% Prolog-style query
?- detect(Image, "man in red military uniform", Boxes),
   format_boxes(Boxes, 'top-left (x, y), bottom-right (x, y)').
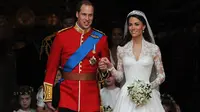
top-left (43, 1), bottom-right (109, 112)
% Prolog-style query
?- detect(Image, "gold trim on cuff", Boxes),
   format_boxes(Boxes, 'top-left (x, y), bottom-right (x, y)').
top-left (43, 82), bottom-right (53, 102)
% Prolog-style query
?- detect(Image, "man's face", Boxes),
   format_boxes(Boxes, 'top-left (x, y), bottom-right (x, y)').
top-left (19, 95), bottom-right (31, 109)
top-left (76, 4), bottom-right (94, 30)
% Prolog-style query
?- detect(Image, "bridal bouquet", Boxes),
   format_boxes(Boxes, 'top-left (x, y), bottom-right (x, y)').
top-left (127, 80), bottom-right (152, 106)
top-left (103, 105), bottom-right (113, 112)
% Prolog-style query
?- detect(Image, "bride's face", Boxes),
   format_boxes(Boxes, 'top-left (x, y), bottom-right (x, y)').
top-left (128, 17), bottom-right (145, 38)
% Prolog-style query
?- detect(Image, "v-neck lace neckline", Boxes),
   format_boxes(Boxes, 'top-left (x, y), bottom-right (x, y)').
top-left (131, 39), bottom-right (143, 62)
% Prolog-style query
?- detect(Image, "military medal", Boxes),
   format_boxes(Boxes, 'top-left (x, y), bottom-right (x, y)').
top-left (92, 44), bottom-right (96, 54)
top-left (89, 56), bottom-right (97, 65)
top-left (89, 45), bottom-right (97, 65)
top-left (92, 49), bottom-right (96, 54)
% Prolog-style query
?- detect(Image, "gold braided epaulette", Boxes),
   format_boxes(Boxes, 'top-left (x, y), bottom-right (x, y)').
top-left (57, 26), bottom-right (73, 33)
top-left (45, 33), bottom-right (56, 41)
top-left (43, 82), bottom-right (53, 102)
top-left (93, 28), bottom-right (106, 36)
top-left (39, 33), bottom-right (56, 59)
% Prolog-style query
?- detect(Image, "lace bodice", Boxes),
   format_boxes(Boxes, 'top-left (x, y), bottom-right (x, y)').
top-left (111, 39), bottom-right (165, 89)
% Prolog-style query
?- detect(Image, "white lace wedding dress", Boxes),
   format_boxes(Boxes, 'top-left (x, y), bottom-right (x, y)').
top-left (111, 39), bottom-right (165, 112)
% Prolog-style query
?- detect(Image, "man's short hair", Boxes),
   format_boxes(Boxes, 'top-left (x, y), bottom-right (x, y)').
top-left (76, 0), bottom-right (94, 12)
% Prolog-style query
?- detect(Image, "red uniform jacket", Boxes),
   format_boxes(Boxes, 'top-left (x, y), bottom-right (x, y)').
top-left (43, 24), bottom-right (109, 111)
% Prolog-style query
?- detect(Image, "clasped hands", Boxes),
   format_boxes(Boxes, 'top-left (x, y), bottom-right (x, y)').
top-left (98, 57), bottom-right (113, 72)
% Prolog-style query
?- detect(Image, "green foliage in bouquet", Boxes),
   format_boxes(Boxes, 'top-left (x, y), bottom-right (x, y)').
top-left (103, 105), bottom-right (113, 112)
top-left (127, 80), bottom-right (152, 106)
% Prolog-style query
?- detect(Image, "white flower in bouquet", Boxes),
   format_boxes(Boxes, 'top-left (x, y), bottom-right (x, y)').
top-left (127, 80), bottom-right (152, 106)
top-left (103, 105), bottom-right (113, 112)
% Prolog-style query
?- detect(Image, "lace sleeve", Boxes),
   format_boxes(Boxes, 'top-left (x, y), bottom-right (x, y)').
top-left (110, 46), bottom-right (124, 82)
top-left (151, 46), bottom-right (165, 89)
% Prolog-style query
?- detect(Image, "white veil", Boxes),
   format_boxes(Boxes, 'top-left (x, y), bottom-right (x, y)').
top-left (123, 10), bottom-right (159, 90)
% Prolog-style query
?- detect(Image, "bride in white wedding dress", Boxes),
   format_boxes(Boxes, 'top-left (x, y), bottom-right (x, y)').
top-left (98, 10), bottom-right (165, 112)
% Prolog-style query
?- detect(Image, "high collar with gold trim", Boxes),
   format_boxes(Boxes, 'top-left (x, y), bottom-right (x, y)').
top-left (74, 22), bottom-right (91, 34)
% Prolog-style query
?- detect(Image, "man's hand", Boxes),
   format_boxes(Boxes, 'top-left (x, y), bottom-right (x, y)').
top-left (46, 102), bottom-right (56, 112)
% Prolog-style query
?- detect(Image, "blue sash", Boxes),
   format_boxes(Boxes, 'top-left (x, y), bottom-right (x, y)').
top-left (63, 30), bottom-right (103, 72)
